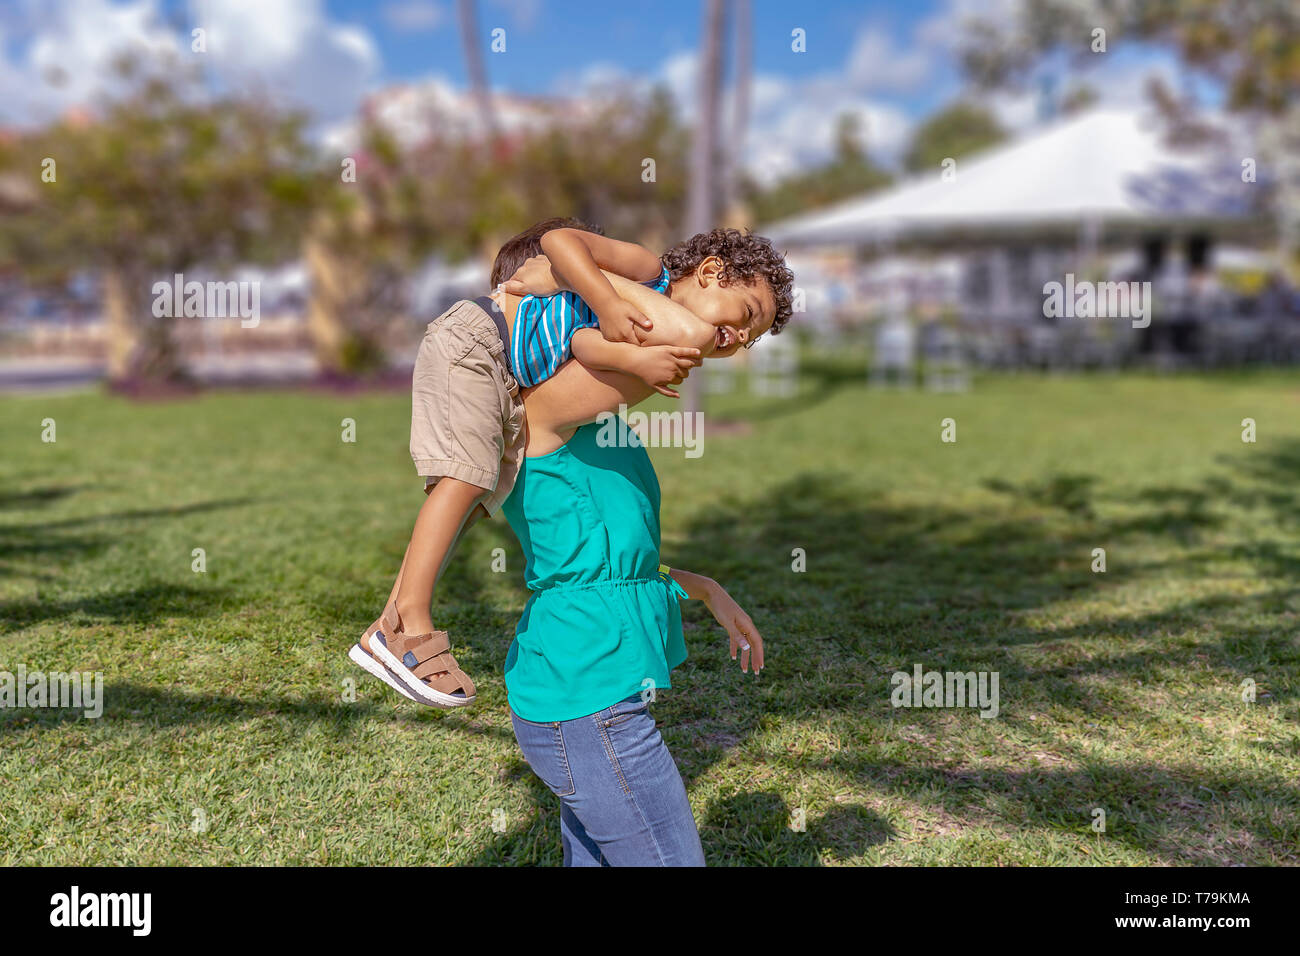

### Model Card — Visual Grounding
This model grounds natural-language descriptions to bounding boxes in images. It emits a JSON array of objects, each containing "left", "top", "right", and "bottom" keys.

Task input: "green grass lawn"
[{"left": 2, "top": 357, "right": 1299, "bottom": 865}]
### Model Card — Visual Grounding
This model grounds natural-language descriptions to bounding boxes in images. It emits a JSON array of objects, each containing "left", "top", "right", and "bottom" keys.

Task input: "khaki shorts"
[{"left": 411, "top": 299, "right": 526, "bottom": 516}]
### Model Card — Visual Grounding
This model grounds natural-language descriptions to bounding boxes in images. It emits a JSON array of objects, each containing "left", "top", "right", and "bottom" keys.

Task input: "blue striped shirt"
[{"left": 511, "top": 265, "right": 671, "bottom": 388}]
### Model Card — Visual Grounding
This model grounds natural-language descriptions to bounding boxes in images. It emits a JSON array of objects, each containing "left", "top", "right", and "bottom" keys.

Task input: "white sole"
[
  {"left": 368, "top": 630, "right": 476, "bottom": 709},
  {"left": 348, "top": 642, "right": 420, "bottom": 702}
]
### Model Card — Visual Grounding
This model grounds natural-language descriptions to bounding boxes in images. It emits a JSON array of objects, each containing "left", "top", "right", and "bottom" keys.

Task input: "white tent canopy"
[{"left": 766, "top": 109, "right": 1262, "bottom": 247}]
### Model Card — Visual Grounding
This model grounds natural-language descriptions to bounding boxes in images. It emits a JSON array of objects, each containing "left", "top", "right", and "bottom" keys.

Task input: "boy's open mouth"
[{"left": 715, "top": 326, "right": 737, "bottom": 351}]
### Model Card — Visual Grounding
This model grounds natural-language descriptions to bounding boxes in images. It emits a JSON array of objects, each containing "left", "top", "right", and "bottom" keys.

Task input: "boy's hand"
[
  {"left": 630, "top": 345, "right": 702, "bottom": 398},
  {"left": 500, "top": 255, "right": 563, "bottom": 297},
  {"left": 595, "top": 298, "right": 653, "bottom": 344}
]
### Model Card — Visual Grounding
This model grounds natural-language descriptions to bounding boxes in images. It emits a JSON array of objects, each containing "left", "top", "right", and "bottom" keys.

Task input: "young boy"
[{"left": 348, "top": 219, "right": 794, "bottom": 707}]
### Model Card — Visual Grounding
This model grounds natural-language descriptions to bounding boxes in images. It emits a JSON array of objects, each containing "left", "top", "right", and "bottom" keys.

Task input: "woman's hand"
[
  {"left": 702, "top": 579, "right": 765, "bottom": 675},
  {"left": 665, "top": 569, "right": 765, "bottom": 675}
]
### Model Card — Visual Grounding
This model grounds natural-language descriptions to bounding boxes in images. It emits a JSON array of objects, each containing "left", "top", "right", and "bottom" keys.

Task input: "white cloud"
[
  {"left": 0, "top": 0, "right": 382, "bottom": 129},
  {"left": 189, "top": 0, "right": 380, "bottom": 124},
  {"left": 846, "top": 29, "right": 932, "bottom": 93},
  {"left": 0, "top": 0, "right": 182, "bottom": 125},
  {"left": 915, "top": 0, "right": 1203, "bottom": 133},
  {"left": 916, "top": 0, "right": 1021, "bottom": 54},
  {"left": 977, "top": 50, "right": 1188, "bottom": 133},
  {"left": 738, "top": 20, "right": 944, "bottom": 178},
  {"left": 553, "top": 32, "right": 921, "bottom": 186},
  {"left": 650, "top": 38, "right": 918, "bottom": 185},
  {"left": 382, "top": 0, "right": 445, "bottom": 32},
  {"left": 747, "top": 75, "right": 912, "bottom": 186}
]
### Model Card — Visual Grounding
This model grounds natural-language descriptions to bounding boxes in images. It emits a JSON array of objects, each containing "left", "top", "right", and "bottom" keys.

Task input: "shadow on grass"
[
  {"left": 697, "top": 792, "right": 893, "bottom": 865},
  {"left": 983, "top": 472, "right": 1099, "bottom": 518},
  {"left": 465, "top": 785, "right": 893, "bottom": 866},
  {"left": 9, "top": 437, "right": 1300, "bottom": 864},
  {"left": 636, "top": 447, "right": 1296, "bottom": 864},
  {"left": 0, "top": 485, "right": 93, "bottom": 511},
  {"left": 823, "top": 753, "right": 1299, "bottom": 865},
  {"left": 0, "top": 678, "right": 520, "bottom": 746},
  {"left": 388, "top": 442, "right": 1300, "bottom": 863},
  {"left": 11, "top": 496, "right": 262, "bottom": 534},
  {"left": 308, "top": 505, "right": 523, "bottom": 644},
  {"left": 0, "top": 583, "right": 236, "bottom": 636},
  {"left": 0, "top": 492, "right": 261, "bottom": 587}
]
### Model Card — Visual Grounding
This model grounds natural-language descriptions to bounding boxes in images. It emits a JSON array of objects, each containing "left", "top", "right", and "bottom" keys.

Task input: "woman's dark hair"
[
  {"left": 660, "top": 228, "right": 796, "bottom": 334},
  {"left": 490, "top": 217, "right": 604, "bottom": 289}
]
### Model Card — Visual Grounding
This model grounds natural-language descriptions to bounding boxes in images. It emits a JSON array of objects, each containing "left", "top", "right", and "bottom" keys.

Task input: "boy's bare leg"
[
  {"left": 390, "top": 476, "right": 489, "bottom": 635},
  {"left": 383, "top": 540, "right": 412, "bottom": 609},
  {"left": 383, "top": 500, "right": 488, "bottom": 615}
]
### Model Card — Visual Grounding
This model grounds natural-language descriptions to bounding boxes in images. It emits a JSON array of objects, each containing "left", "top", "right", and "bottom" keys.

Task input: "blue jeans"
[{"left": 510, "top": 693, "right": 706, "bottom": 866}]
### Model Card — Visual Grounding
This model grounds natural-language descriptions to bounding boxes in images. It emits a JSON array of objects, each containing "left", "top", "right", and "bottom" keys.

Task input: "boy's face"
[{"left": 670, "top": 255, "right": 778, "bottom": 358}]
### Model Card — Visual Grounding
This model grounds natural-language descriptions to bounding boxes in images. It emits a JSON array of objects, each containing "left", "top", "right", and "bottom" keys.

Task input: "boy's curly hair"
[{"left": 660, "top": 228, "right": 796, "bottom": 334}]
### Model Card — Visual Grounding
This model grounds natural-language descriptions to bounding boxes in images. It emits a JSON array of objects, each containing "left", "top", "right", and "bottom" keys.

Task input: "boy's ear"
[{"left": 695, "top": 255, "right": 725, "bottom": 286}]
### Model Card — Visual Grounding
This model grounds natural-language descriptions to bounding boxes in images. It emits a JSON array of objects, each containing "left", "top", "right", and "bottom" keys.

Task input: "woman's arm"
[
  {"left": 570, "top": 329, "right": 702, "bottom": 398},
  {"left": 666, "top": 567, "right": 765, "bottom": 675},
  {"left": 502, "top": 259, "right": 717, "bottom": 357},
  {"left": 604, "top": 273, "right": 717, "bottom": 356},
  {"left": 518, "top": 274, "right": 711, "bottom": 452}
]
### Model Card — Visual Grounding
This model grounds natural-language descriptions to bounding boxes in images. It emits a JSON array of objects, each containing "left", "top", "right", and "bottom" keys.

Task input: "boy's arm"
[
  {"left": 570, "top": 329, "right": 700, "bottom": 399},
  {"left": 537, "top": 228, "right": 663, "bottom": 343}
]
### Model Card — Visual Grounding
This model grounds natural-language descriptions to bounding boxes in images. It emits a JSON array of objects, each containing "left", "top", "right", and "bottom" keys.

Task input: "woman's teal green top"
[{"left": 501, "top": 417, "right": 688, "bottom": 722}]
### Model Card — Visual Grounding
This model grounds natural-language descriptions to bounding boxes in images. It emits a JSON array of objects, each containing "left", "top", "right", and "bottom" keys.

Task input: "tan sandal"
[
  {"left": 349, "top": 629, "right": 419, "bottom": 702},
  {"left": 364, "top": 603, "right": 477, "bottom": 708}
]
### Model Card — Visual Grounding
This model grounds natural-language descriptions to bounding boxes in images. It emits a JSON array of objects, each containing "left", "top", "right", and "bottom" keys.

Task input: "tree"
[
  {"left": 339, "top": 84, "right": 689, "bottom": 258},
  {"left": 955, "top": 0, "right": 1300, "bottom": 273},
  {"left": 510, "top": 87, "right": 690, "bottom": 243},
  {"left": 0, "top": 58, "right": 317, "bottom": 386},
  {"left": 300, "top": 84, "right": 693, "bottom": 377},
  {"left": 1061, "top": 83, "right": 1100, "bottom": 115},
  {"left": 902, "top": 101, "right": 1006, "bottom": 174}
]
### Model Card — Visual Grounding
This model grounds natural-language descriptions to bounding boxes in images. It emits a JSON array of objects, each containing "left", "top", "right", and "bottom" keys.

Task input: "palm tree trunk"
[
  {"left": 458, "top": 0, "right": 501, "bottom": 148},
  {"left": 683, "top": 0, "right": 727, "bottom": 416},
  {"left": 723, "top": 0, "right": 752, "bottom": 226}
]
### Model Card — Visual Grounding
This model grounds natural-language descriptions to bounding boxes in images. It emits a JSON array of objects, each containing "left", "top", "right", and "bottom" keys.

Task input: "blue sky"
[
  {"left": 339, "top": 0, "right": 956, "bottom": 112},
  {"left": 0, "top": 0, "right": 1205, "bottom": 176}
]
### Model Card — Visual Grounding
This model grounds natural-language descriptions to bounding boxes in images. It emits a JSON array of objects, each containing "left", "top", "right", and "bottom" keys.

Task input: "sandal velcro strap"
[
  {"left": 406, "top": 631, "right": 451, "bottom": 663},
  {"left": 380, "top": 602, "right": 402, "bottom": 637},
  {"left": 412, "top": 652, "right": 458, "bottom": 681},
  {"left": 419, "top": 663, "right": 476, "bottom": 698}
]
